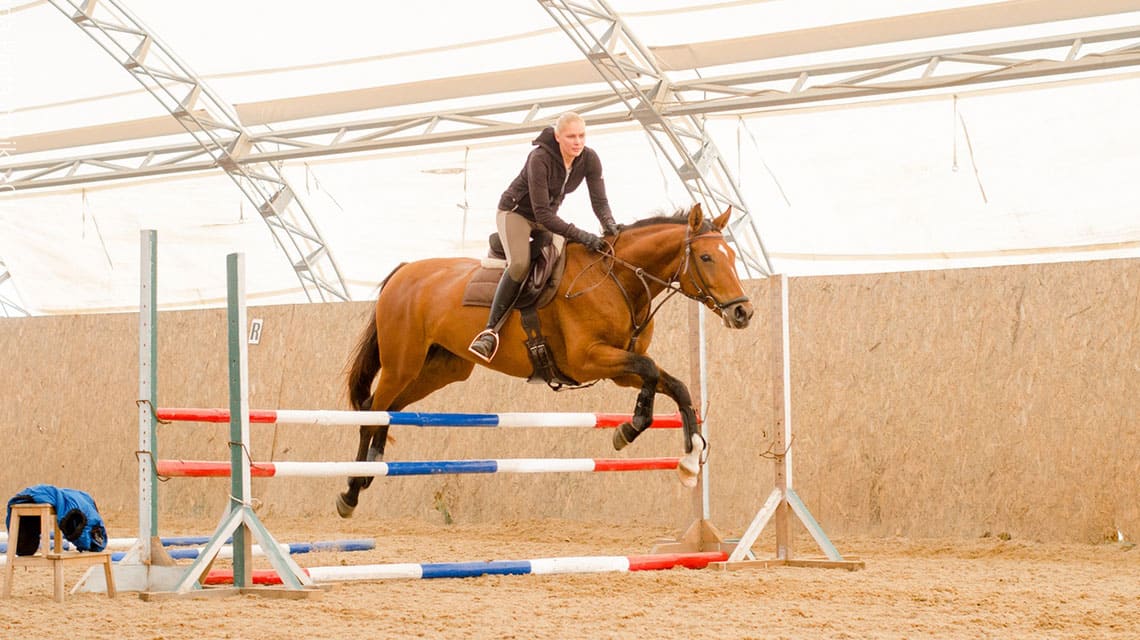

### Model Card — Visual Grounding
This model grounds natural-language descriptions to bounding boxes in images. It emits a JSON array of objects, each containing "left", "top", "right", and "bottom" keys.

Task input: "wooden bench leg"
[
  {"left": 2, "top": 559, "right": 12, "bottom": 598},
  {"left": 3, "top": 508, "right": 24, "bottom": 598},
  {"left": 53, "top": 560, "right": 65, "bottom": 603},
  {"left": 102, "top": 555, "right": 117, "bottom": 598},
  {"left": 2, "top": 522, "right": 16, "bottom": 598}
]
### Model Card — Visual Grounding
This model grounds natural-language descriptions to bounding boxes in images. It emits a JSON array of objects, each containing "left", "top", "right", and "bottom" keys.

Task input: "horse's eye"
[{"left": 700, "top": 254, "right": 713, "bottom": 262}]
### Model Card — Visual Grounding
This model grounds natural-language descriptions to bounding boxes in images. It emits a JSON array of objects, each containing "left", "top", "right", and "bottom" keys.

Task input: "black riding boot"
[{"left": 468, "top": 273, "right": 524, "bottom": 362}]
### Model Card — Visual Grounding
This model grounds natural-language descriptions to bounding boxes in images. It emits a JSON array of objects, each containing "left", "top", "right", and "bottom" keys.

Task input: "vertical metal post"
[
  {"left": 698, "top": 305, "right": 710, "bottom": 519},
  {"left": 650, "top": 303, "right": 725, "bottom": 555},
  {"left": 172, "top": 252, "right": 311, "bottom": 593},
  {"left": 780, "top": 274, "right": 795, "bottom": 490},
  {"left": 772, "top": 274, "right": 791, "bottom": 559},
  {"left": 227, "top": 253, "right": 253, "bottom": 586},
  {"left": 138, "top": 230, "right": 158, "bottom": 565},
  {"left": 686, "top": 304, "right": 709, "bottom": 522}
]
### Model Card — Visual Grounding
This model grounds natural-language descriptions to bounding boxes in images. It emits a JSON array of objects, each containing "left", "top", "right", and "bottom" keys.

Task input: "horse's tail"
[
  {"left": 346, "top": 306, "right": 379, "bottom": 410},
  {"left": 346, "top": 263, "right": 407, "bottom": 410}
]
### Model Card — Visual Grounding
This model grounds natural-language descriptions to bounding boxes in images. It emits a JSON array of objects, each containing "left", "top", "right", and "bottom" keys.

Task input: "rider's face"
[{"left": 555, "top": 121, "right": 586, "bottom": 159}]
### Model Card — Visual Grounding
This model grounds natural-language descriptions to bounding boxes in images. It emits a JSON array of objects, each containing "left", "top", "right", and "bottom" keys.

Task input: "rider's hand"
[
  {"left": 571, "top": 227, "right": 606, "bottom": 253},
  {"left": 581, "top": 231, "right": 606, "bottom": 253},
  {"left": 603, "top": 221, "right": 621, "bottom": 237}
]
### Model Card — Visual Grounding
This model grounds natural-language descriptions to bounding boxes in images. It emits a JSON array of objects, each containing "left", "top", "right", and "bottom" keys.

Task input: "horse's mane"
[{"left": 624, "top": 208, "right": 713, "bottom": 233}]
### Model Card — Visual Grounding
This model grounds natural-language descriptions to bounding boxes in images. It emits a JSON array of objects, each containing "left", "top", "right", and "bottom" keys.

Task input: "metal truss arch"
[
  {"left": 43, "top": 0, "right": 350, "bottom": 303},
  {"left": 537, "top": 0, "right": 773, "bottom": 277},
  {"left": 0, "top": 260, "right": 30, "bottom": 317},
  {"left": 6, "top": 3, "right": 1140, "bottom": 305}
]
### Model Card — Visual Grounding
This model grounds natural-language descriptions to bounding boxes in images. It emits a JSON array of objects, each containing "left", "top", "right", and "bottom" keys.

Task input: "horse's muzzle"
[{"left": 723, "top": 301, "right": 754, "bottom": 329}]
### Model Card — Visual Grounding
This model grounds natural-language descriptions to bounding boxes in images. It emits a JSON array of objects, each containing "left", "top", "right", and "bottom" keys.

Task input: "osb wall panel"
[
  {"left": 3, "top": 260, "right": 1138, "bottom": 543},
  {"left": 0, "top": 290, "right": 758, "bottom": 535},
  {"left": 791, "top": 261, "right": 1140, "bottom": 543},
  {"left": 0, "top": 313, "right": 140, "bottom": 517}
]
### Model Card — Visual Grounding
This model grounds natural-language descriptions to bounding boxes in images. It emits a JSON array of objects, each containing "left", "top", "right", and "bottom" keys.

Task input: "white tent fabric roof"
[{"left": 3, "top": 1, "right": 1140, "bottom": 314}]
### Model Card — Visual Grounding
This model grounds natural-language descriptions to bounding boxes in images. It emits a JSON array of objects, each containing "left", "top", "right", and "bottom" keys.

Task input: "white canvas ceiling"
[{"left": 3, "top": 0, "right": 1140, "bottom": 314}]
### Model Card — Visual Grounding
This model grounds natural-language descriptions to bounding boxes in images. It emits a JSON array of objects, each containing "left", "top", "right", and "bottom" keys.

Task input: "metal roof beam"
[
  {"left": 14, "top": 0, "right": 1140, "bottom": 157},
  {"left": 652, "top": 0, "right": 1140, "bottom": 70},
  {"left": 6, "top": 25, "right": 1140, "bottom": 192}
]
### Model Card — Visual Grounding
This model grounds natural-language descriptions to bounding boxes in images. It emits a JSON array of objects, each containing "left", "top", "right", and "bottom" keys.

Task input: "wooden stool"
[{"left": 3, "top": 503, "right": 116, "bottom": 602}]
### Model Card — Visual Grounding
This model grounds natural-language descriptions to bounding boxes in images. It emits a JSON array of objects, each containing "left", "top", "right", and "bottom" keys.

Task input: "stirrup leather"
[{"left": 468, "top": 329, "right": 500, "bottom": 362}]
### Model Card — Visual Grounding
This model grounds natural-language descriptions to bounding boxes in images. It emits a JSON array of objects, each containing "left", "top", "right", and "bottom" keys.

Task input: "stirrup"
[{"left": 468, "top": 329, "right": 500, "bottom": 363}]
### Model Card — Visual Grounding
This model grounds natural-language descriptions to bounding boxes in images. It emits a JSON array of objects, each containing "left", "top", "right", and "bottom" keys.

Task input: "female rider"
[{"left": 468, "top": 112, "right": 618, "bottom": 362}]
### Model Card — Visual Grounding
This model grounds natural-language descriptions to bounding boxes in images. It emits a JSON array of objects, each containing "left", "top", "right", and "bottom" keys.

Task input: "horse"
[{"left": 337, "top": 203, "right": 755, "bottom": 517}]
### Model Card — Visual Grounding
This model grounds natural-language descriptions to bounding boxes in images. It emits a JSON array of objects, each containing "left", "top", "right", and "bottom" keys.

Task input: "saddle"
[
  {"left": 462, "top": 231, "right": 582, "bottom": 390},
  {"left": 462, "top": 230, "right": 566, "bottom": 310}
]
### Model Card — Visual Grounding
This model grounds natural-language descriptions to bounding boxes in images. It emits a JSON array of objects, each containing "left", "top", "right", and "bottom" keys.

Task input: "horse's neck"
[{"left": 611, "top": 228, "right": 685, "bottom": 302}]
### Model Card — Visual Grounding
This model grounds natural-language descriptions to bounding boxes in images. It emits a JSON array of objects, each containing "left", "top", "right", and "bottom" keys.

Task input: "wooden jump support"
[{"left": 706, "top": 274, "right": 863, "bottom": 572}]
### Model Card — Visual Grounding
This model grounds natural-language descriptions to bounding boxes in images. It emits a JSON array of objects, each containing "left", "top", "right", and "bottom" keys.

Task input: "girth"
[{"left": 519, "top": 306, "right": 584, "bottom": 390}]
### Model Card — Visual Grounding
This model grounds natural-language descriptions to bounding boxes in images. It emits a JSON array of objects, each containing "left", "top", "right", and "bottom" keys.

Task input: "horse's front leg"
[
  {"left": 608, "top": 358, "right": 704, "bottom": 488},
  {"left": 610, "top": 354, "right": 659, "bottom": 451},
  {"left": 655, "top": 369, "right": 706, "bottom": 488},
  {"left": 576, "top": 349, "right": 703, "bottom": 487}
]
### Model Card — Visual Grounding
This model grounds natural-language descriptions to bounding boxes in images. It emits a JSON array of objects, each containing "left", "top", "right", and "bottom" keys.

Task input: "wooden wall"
[{"left": 2, "top": 258, "right": 1138, "bottom": 543}]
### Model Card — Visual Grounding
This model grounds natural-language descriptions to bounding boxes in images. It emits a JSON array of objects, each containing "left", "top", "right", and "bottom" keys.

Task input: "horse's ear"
[
  {"left": 712, "top": 206, "right": 732, "bottom": 231},
  {"left": 688, "top": 203, "right": 704, "bottom": 232}
]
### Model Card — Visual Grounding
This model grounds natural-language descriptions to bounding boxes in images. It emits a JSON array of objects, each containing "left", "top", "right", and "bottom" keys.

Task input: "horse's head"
[{"left": 678, "top": 204, "right": 754, "bottom": 329}]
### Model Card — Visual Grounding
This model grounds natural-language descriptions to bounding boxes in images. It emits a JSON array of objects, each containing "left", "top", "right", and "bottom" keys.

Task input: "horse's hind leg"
[
  {"left": 337, "top": 357, "right": 416, "bottom": 518},
  {"left": 337, "top": 347, "right": 475, "bottom": 518},
  {"left": 337, "top": 395, "right": 391, "bottom": 518}
]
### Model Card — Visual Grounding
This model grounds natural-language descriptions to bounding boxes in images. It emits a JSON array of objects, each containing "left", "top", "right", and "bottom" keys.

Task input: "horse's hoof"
[
  {"left": 677, "top": 459, "right": 700, "bottom": 488},
  {"left": 335, "top": 494, "right": 356, "bottom": 519},
  {"left": 613, "top": 423, "right": 632, "bottom": 451},
  {"left": 677, "top": 432, "right": 704, "bottom": 488}
]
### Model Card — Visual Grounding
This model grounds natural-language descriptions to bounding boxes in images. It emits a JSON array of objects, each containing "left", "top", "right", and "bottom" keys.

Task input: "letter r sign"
[{"left": 249, "top": 319, "right": 263, "bottom": 345}]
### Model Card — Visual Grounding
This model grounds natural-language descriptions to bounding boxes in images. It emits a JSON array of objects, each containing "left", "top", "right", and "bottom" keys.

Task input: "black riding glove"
[{"left": 569, "top": 226, "right": 606, "bottom": 253}]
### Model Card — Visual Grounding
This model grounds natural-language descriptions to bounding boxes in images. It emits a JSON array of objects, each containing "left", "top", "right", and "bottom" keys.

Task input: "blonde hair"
[{"left": 554, "top": 112, "right": 585, "bottom": 133}]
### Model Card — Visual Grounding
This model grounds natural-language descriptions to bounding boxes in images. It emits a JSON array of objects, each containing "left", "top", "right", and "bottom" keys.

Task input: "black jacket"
[{"left": 497, "top": 127, "right": 614, "bottom": 238}]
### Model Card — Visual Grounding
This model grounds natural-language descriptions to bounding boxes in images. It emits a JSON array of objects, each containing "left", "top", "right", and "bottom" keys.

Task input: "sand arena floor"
[{"left": 2, "top": 514, "right": 1139, "bottom": 640}]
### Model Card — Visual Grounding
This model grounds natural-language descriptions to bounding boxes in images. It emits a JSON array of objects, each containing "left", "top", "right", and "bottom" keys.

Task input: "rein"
[{"left": 565, "top": 228, "right": 744, "bottom": 349}]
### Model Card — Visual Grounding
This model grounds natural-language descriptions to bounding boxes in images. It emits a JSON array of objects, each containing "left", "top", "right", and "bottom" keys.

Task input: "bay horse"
[{"left": 337, "top": 203, "right": 754, "bottom": 517}]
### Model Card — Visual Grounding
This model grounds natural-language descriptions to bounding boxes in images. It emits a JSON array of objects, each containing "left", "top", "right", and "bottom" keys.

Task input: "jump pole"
[
  {"left": 708, "top": 274, "right": 863, "bottom": 571},
  {"left": 202, "top": 551, "right": 730, "bottom": 585},
  {"left": 16, "top": 539, "right": 374, "bottom": 566},
  {"left": 155, "top": 457, "right": 683, "bottom": 477},
  {"left": 0, "top": 534, "right": 373, "bottom": 551},
  {"left": 154, "top": 408, "right": 685, "bottom": 428}
]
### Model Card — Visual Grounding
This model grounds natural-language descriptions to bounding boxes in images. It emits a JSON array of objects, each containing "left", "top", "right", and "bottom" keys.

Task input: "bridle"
[
  {"left": 677, "top": 231, "right": 751, "bottom": 312},
  {"left": 566, "top": 225, "right": 748, "bottom": 350}
]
